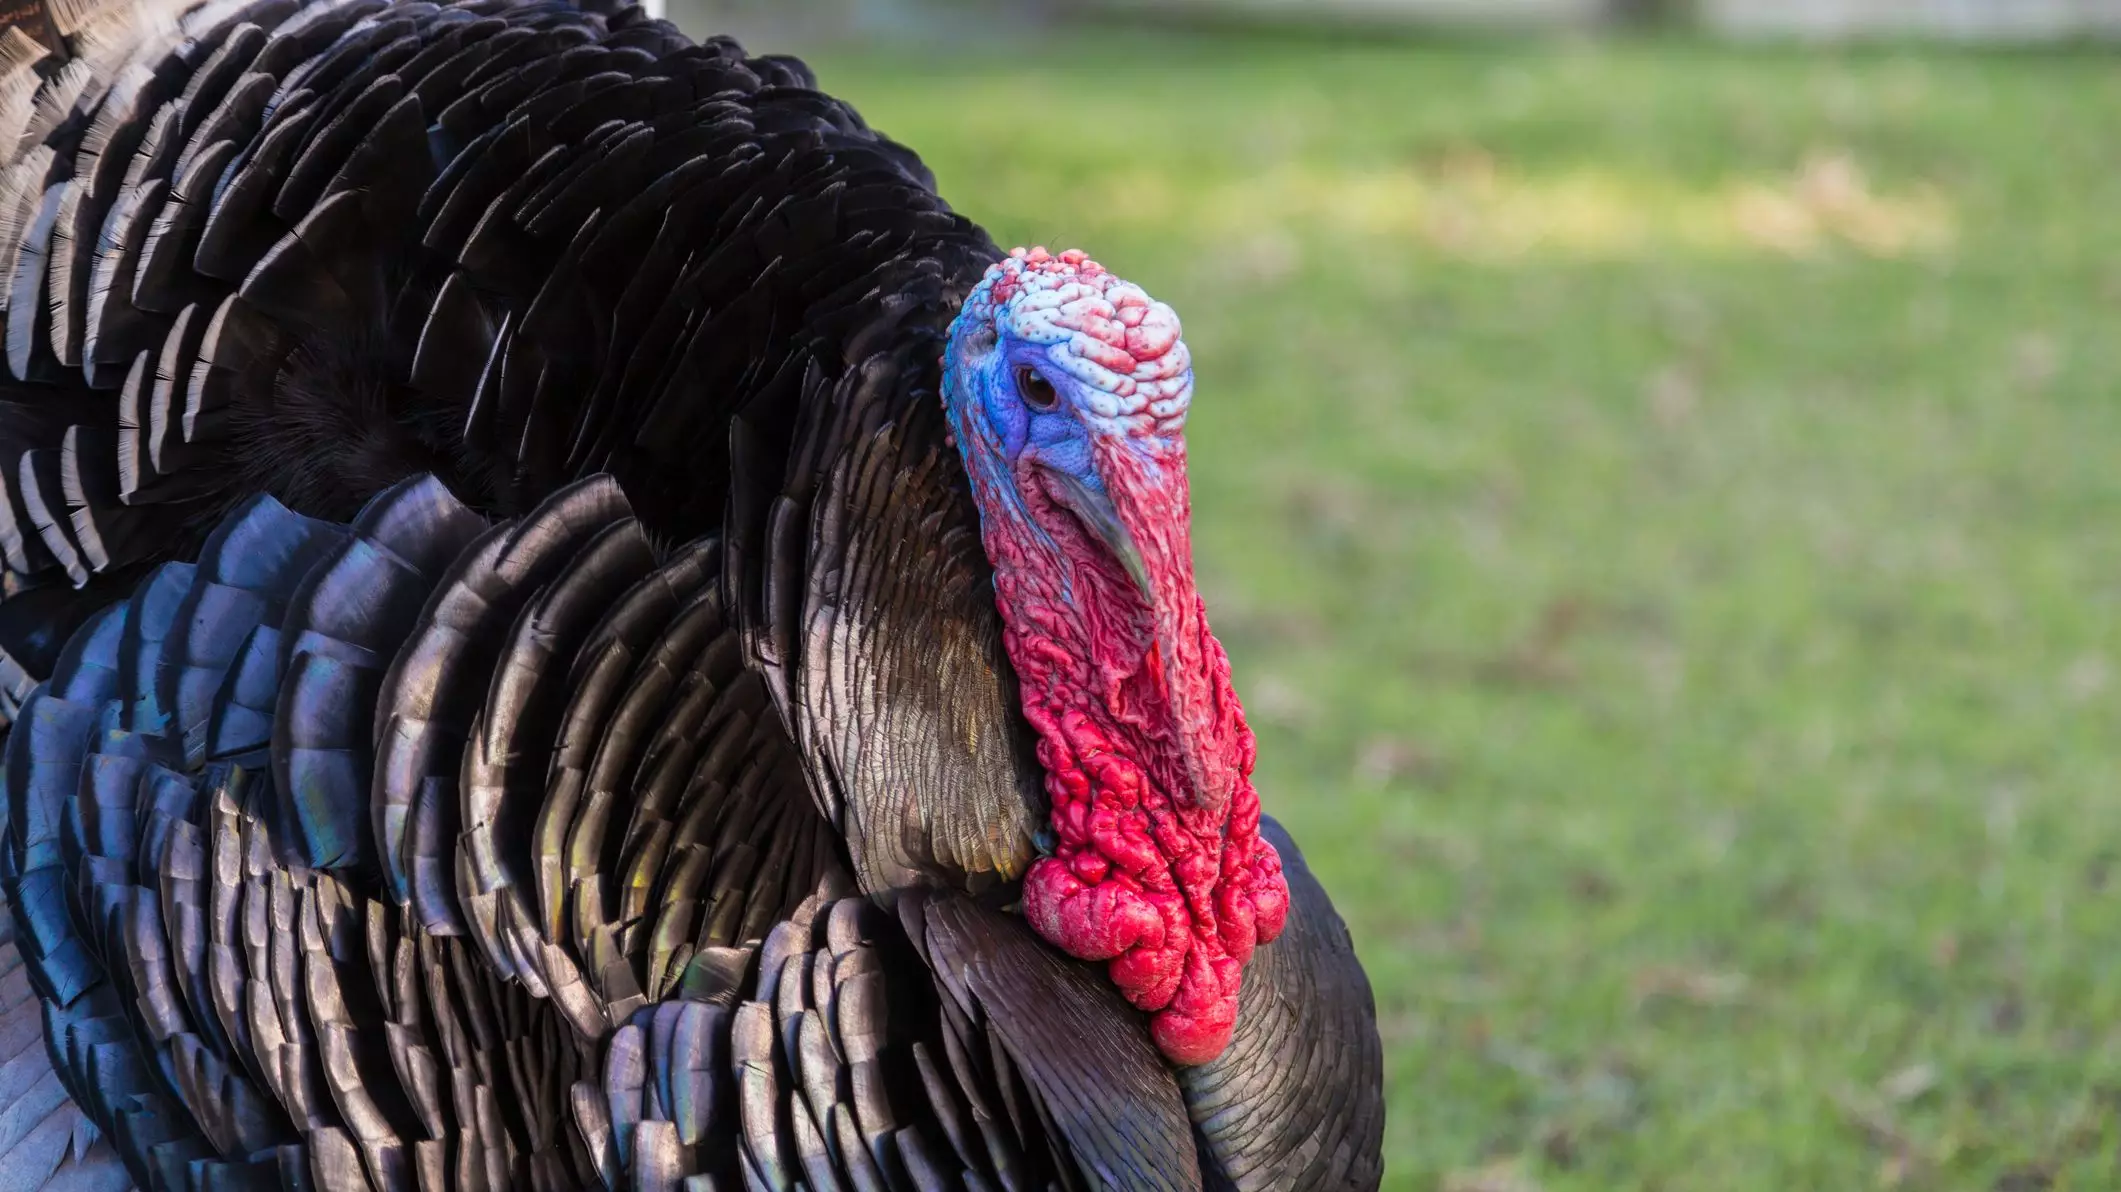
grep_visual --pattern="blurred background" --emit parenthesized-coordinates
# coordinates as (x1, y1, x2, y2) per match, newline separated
(668, 1, 2120, 1187)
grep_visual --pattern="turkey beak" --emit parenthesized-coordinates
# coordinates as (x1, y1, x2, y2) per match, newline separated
(1041, 466, 1154, 603)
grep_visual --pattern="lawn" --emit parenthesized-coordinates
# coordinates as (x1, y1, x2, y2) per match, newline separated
(801, 31, 2121, 1191)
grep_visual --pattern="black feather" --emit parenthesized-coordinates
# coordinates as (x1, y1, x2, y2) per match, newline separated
(1182, 817, 1388, 1192)
(8, 183, 67, 385)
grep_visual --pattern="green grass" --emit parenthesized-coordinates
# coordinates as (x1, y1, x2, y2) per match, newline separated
(806, 33, 2121, 1190)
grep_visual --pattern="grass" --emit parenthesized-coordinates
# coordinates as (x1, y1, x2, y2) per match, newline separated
(801, 31, 2121, 1190)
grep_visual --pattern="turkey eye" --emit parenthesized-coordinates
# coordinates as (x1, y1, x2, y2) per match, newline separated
(1015, 366, 1059, 412)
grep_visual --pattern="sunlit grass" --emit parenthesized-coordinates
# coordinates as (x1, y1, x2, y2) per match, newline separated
(992, 149, 1955, 261)
(805, 32, 2121, 1191)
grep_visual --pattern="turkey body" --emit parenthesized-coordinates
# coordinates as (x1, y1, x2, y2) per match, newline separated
(0, 0, 1386, 1188)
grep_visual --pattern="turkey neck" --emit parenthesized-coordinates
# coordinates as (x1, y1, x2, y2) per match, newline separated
(974, 431, 1290, 1067)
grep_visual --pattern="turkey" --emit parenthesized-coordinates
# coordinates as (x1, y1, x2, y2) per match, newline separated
(0, 0, 1386, 1186)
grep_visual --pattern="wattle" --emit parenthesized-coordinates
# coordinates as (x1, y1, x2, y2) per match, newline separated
(1011, 646, 1291, 1066)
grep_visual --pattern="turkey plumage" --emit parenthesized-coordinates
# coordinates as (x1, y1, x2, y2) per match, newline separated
(0, 0, 1386, 1187)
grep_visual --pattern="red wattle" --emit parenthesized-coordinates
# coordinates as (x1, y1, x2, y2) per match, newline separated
(949, 247, 1289, 1066)
(1008, 627, 1287, 1067)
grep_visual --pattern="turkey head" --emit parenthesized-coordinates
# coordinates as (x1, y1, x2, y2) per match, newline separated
(941, 247, 1290, 1065)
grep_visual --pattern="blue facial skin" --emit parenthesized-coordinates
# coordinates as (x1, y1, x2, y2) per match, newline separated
(942, 316, 1155, 607)
(943, 324, 1064, 533)
(945, 329, 1066, 490)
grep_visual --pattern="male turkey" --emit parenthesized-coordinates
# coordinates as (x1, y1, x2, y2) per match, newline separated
(0, 0, 1385, 1186)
